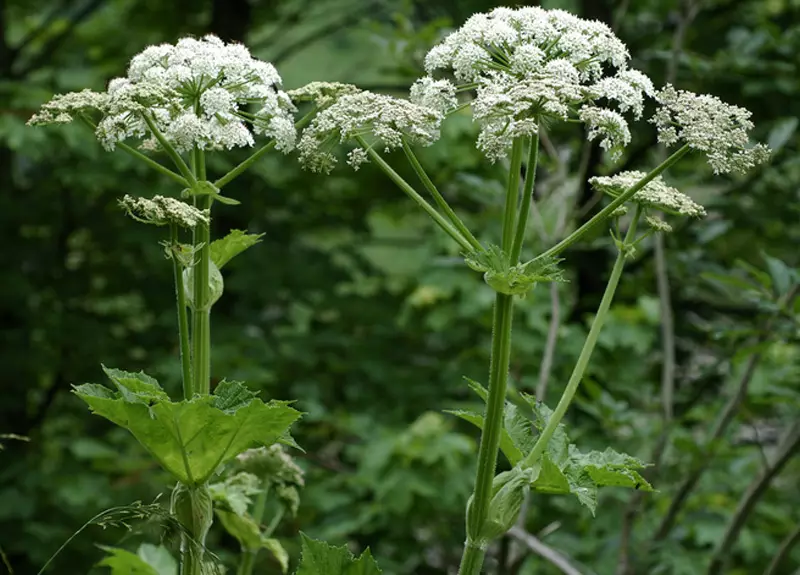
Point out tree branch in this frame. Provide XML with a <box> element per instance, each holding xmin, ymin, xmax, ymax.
<box><xmin>508</xmin><ymin>526</ymin><xmax>583</xmax><ymax>575</ymax></box>
<box><xmin>707</xmin><ymin>423</ymin><xmax>800</xmax><ymax>574</ymax></box>
<box><xmin>762</xmin><ymin>522</ymin><xmax>800</xmax><ymax>575</ymax></box>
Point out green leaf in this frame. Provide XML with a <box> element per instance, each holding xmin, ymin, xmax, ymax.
<box><xmin>263</xmin><ymin>538</ymin><xmax>290</xmax><ymax>574</ymax></box>
<box><xmin>530</xmin><ymin>455</ymin><xmax>571</xmax><ymax>494</ymax></box>
<box><xmin>296</xmin><ymin>534</ymin><xmax>382</xmax><ymax>575</ymax></box>
<box><xmin>136</xmin><ymin>544</ymin><xmax>177</xmax><ymax>575</ymax></box>
<box><xmin>210</xmin><ymin>471</ymin><xmax>262</xmax><ymax>516</ymax></box>
<box><xmin>568</xmin><ymin>447</ymin><xmax>653</xmax><ymax>491</ymax></box>
<box><xmin>762</xmin><ymin>252</ymin><xmax>796</xmax><ymax>297</ymax></box>
<box><xmin>182</xmin><ymin>181</ymin><xmax>241</xmax><ymax>206</ymax></box>
<box><xmin>767</xmin><ymin>116</ymin><xmax>798</xmax><ymax>152</ymax></box>
<box><xmin>216</xmin><ymin>509</ymin><xmax>263</xmax><ymax>550</ymax></box>
<box><xmin>210</xmin><ymin>230</ymin><xmax>264</xmax><ymax>269</ymax></box>
<box><xmin>444</xmin><ymin>409</ymin><xmax>524</xmax><ymax>465</ymax></box>
<box><xmin>97</xmin><ymin>546</ymin><xmax>158</xmax><ymax>575</ymax></box>
<box><xmin>74</xmin><ymin>375</ymin><xmax>301</xmax><ymax>485</ymax></box>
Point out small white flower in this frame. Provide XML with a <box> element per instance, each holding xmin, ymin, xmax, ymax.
<box><xmin>645</xmin><ymin>215</ymin><xmax>673</xmax><ymax>233</ymax></box>
<box><xmin>410</xmin><ymin>77</ymin><xmax>458</xmax><ymax>115</ymax></box>
<box><xmin>297</xmin><ymin>90</ymin><xmax>444</xmax><ymax>173</ymax></box>
<box><xmin>119</xmin><ymin>194</ymin><xmax>210</xmax><ymax>227</ymax></box>
<box><xmin>347</xmin><ymin>148</ymin><xmax>370</xmax><ymax>170</ymax></box>
<box><xmin>651</xmin><ymin>85</ymin><xmax>770</xmax><ymax>174</ymax></box>
<box><xmin>589</xmin><ymin>170</ymin><xmax>706</xmax><ymax>217</ymax></box>
<box><xmin>579</xmin><ymin>106</ymin><xmax>631</xmax><ymax>159</ymax></box>
<box><xmin>287</xmin><ymin>82</ymin><xmax>360</xmax><ymax>107</ymax></box>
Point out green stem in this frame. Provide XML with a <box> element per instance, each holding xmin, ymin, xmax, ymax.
<box><xmin>170</xmin><ymin>225</ymin><xmax>193</xmax><ymax>400</ymax></box>
<box><xmin>141</xmin><ymin>113</ymin><xmax>197</xmax><ymax>186</ymax></box>
<box><xmin>191</xmin><ymin>147</ymin><xmax>211</xmax><ymax>396</ymax></box>
<box><xmin>509</xmin><ymin>133</ymin><xmax>540</xmax><ymax>263</ymax></box>
<box><xmin>502</xmin><ymin>139</ymin><xmax>524</xmax><ymax>252</ymax></box>
<box><xmin>357</xmin><ymin>136</ymin><xmax>473</xmax><ymax>251</ymax></box>
<box><xmin>522</xmin><ymin>206</ymin><xmax>643</xmax><ymax>468</ymax></box>
<box><xmin>524</xmin><ymin>144</ymin><xmax>690</xmax><ymax>266</ymax></box>
<box><xmin>402</xmin><ymin>139</ymin><xmax>482</xmax><ymax>251</ymax></box>
<box><xmin>237</xmin><ymin>486</ymin><xmax>269</xmax><ymax>575</ymax></box>
<box><xmin>459</xmin><ymin>542</ymin><xmax>487</xmax><ymax>575</ymax></box>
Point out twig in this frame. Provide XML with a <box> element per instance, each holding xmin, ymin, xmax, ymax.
<box><xmin>508</xmin><ymin>526</ymin><xmax>583</xmax><ymax>575</ymax></box>
<box><xmin>763</xmin><ymin>522</ymin><xmax>800</xmax><ymax>575</ymax></box>
<box><xmin>707</xmin><ymin>423</ymin><xmax>800</xmax><ymax>574</ymax></box>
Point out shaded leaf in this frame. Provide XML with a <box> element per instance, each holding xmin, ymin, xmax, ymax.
<box><xmin>97</xmin><ymin>546</ymin><xmax>158</xmax><ymax>575</ymax></box>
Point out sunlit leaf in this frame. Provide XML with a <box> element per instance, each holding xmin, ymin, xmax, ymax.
<box><xmin>210</xmin><ymin>230</ymin><xmax>264</xmax><ymax>269</ymax></box>
<box><xmin>296</xmin><ymin>534</ymin><xmax>382</xmax><ymax>575</ymax></box>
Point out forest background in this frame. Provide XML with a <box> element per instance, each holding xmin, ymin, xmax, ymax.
<box><xmin>1</xmin><ymin>0</ymin><xmax>799</xmax><ymax>574</ymax></box>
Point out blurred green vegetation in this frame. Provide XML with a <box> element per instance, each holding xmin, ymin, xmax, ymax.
<box><xmin>1</xmin><ymin>0</ymin><xmax>799</xmax><ymax>574</ymax></box>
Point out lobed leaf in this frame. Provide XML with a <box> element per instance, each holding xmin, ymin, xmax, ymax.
<box><xmin>296</xmin><ymin>534</ymin><xmax>382</xmax><ymax>575</ymax></box>
<box><xmin>74</xmin><ymin>371</ymin><xmax>301</xmax><ymax>485</ymax></box>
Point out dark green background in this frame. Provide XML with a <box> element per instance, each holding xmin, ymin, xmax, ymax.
<box><xmin>1</xmin><ymin>0</ymin><xmax>799</xmax><ymax>573</ymax></box>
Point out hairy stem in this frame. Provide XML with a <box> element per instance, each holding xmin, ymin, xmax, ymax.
<box><xmin>523</xmin><ymin>206</ymin><xmax>642</xmax><ymax>468</ymax></box>
<box><xmin>524</xmin><ymin>145</ymin><xmax>689</xmax><ymax>267</ymax></box>
<box><xmin>510</xmin><ymin>132</ymin><xmax>540</xmax><ymax>263</ymax></box>
<box><xmin>402</xmin><ymin>139</ymin><xmax>482</xmax><ymax>251</ymax></box>
<box><xmin>357</xmin><ymin>136</ymin><xmax>473</xmax><ymax>251</ymax></box>
<box><xmin>170</xmin><ymin>225</ymin><xmax>193</xmax><ymax>399</ymax></box>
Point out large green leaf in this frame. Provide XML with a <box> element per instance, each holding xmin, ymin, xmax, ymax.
<box><xmin>97</xmin><ymin>544</ymin><xmax>176</xmax><ymax>575</ymax></box>
<box><xmin>73</xmin><ymin>370</ymin><xmax>301</xmax><ymax>485</ymax></box>
<box><xmin>210</xmin><ymin>230</ymin><xmax>264</xmax><ymax>269</ymax></box>
<box><xmin>296</xmin><ymin>534</ymin><xmax>382</xmax><ymax>575</ymax></box>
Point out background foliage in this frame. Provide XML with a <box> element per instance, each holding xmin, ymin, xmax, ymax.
<box><xmin>1</xmin><ymin>0</ymin><xmax>798</xmax><ymax>574</ymax></box>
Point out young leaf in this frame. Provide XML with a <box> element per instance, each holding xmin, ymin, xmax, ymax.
<box><xmin>74</xmin><ymin>376</ymin><xmax>301</xmax><ymax>485</ymax></box>
<box><xmin>210</xmin><ymin>230</ymin><xmax>264</xmax><ymax>269</ymax></box>
<box><xmin>567</xmin><ymin>447</ymin><xmax>653</xmax><ymax>491</ymax></box>
<box><xmin>262</xmin><ymin>538</ymin><xmax>290</xmax><ymax>574</ymax></box>
<box><xmin>210</xmin><ymin>472</ymin><xmax>261</xmax><ymax>516</ymax></box>
<box><xmin>445</xmin><ymin>409</ymin><xmax>524</xmax><ymax>465</ymax></box>
<box><xmin>216</xmin><ymin>509</ymin><xmax>263</xmax><ymax>549</ymax></box>
<box><xmin>136</xmin><ymin>544</ymin><xmax>178</xmax><ymax>575</ymax></box>
<box><xmin>296</xmin><ymin>534</ymin><xmax>382</xmax><ymax>575</ymax></box>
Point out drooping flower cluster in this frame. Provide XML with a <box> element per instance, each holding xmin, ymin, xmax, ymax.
<box><xmin>651</xmin><ymin>85</ymin><xmax>770</xmax><ymax>174</ymax></box>
<box><xmin>589</xmin><ymin>171</ymin><xmax>706</xmax><ymax>218</ymax></box>
<box><xmin>29</xmin><ymin>35</ymin><xmax>297</xmax><ymax>153</ymax></box>
<box><xmin>119</xmin><ymin>194</ymin><xmax>210</xmax><ymax>228</ymax></box>
<box><xmin>297</xmin><ymin>90</ymin><xmax>444</xmax><ymax>172</ymax></box>
<box><xmin>417</xmin><ymin>6</ymin><xmax>655</xmax><ymax>160</ymax></box>
<box><xmin>288</xmin><ymin>81</ymin><xmax>360</xmax><ymax>107</ymax></box>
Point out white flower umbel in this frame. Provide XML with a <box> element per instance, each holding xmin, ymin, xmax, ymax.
<box><xmin>30</xmin><ymin>35</ymin><xmax>296</xmax><ymax>153</ymax></box>
<box><xmin>410</xmin><ymin>77</ymin><xmax>458</xmax><ymax>115</ymax></box>
<box><xmin>589</xmin><ymin>171</ymin><xmax>706</xmax><ymax>218</ymax></box>
<box><xmin>651</xmin><ymin>85</ymin><xmax>770</xmax><ymax>174</ymax></box>
<box><xmin>288</xmin><ymin>82</ymin><xmax>361</xmax><ymax>107</ymax></box>
<box><xmin>119</xmin><ymin>194</ymin><xmax>210</xmax><ymax>228</ymax></box>
<box><xmin>297</xmin><ymin>90</ymin><xmax>444</xmax><ymax>173</ymax></box>
<box><xmin>418</xmin><ymin>6</ymin><xmax>654</xmax><ymax>161</ymax></box>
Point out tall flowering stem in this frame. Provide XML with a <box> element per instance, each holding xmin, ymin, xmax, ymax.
<box><xmin>510</xmin><ymin>132</ymin><xmax>540</xmax><ymax>263</ymax></box>
<box><xmin>191</xmin><ymin>148</ymin><xmax>212</xmax><ymax>396</ymax></box>
<box><xmin>522</xmin><ymin>206</ymin><xmax>643</xmax><ymax>469</ymax></box>
<box><xmin>459</xmin><ymin>136</ymin><xmax>527</xmax><ymax>575</ymax></box>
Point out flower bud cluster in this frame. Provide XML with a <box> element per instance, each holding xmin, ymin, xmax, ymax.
<box><xmin>589</xmin><ymin>171</ymin><xmax>706</xmax><ymax>218</ymax></box>
<box><xmin>119</xmin><ymin>194</ymin><xmax>210</xmax><ymax>228</ymax></box>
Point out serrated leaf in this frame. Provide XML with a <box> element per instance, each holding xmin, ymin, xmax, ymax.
<box><xmin>569</xmin><ymin>447</ymin><xmax>653</xmax><ymax>491</ymax></box>
<box><xmin>296</xmin><ymin>534</ymin><xmax>382</xmax><ymax>575</ymax></box>
<box><xmin>74</xmin><ymin>377</ymin><xmax>301</xmax><ymax>485</ymax></box>
<box><xmin>101</xmin><ymin>365</ymin><xmax>169</xmax><ymax>405</ymax></box>
<box><xmin>519</xmin><ymin>394</ymin><xmax>569</xmax><ymax>465</ymax></box>
<box><xmin>531</xmin><ymin>455</ymin><xmax>571</xmax><ymax>494</ymax></box>
<box><xmin>97</xmin><ymin>546</ymin><xmax>159</xmax><ymax>575</ymax></box>
<box><xmin>212</xmin><ymin>380</ymin><xmax>259</xmax><ymax>413</ymax></box>
<box><xmin>210</xmin><ymin>230</ymin><xmax>264</xmax><ymax>269</ymax></box>
<box><xmin>136</xmin><ymin>544</ymin><xmax>177</xmax><ymax>575</ymax></box>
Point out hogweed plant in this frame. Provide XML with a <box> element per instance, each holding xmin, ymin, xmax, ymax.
<box><xmin>29</xmin><ymin>6</ymin><xmax>769</xmax><ymax>575</ymax></box>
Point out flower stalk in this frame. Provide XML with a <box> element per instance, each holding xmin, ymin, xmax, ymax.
<box><xmin>170</xmin><ymin>225</ymin><xmax>193</xmax><ymax>399</ymax></box>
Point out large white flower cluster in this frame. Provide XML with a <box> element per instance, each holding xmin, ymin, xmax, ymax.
<box><xmin>418</xmin><ymin>6</ymin><xmax>655</xmax><ymax>161</ymax></box>
<box><xmin>30</xmin><ymin>35</ymin><xmax>297</xmax><ymax>154</ymax></box>
<box><xmin>297</xmin><ymin>90</ymin><xmax>444</xmax><ymax>173</ymax></box>
<box><xmin>651</xmin><ymin>85</ymin><xmax>770</xmax><ymax>174</ymax></box>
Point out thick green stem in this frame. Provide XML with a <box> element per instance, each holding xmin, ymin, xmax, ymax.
<box><xmin>170</xmin><ymin>225</ymin><xmax>193</xmax><ymax>399</ymax></box>
<box><xmin>523</xmin><ymin>206</ymin><xmax>642</xmax><ymax>468</ymax></box>
<box><xmin>357</xmin><ymin>136</ymin><xmax>473</xmax><ymax>251</ymax></box>
<box><xmin>191</xmin><ymin>182</ymin><xmax>211</xmax><ymax>395</ymax></box>
<box><xmin>524</xmin><ymin>145</ymin><xmax>689</xmax><ymax>266</ymax></box>
<box><xmin>460</xmin><ymin>293</ymin><xmax>515</xmax><ymax>575</ymax></box>
<box><xmin>459</xmin><ymin>542</ymin><xmax>487</xmax><ymax>575</ymax></box>
<box><xmin>402</xmin><ymin>140</ymin><xmax>482</xmax><ymax>251</ymax></box>
<box><xmin>502</xmin><ymin>139</ymin><xmax>524</xmax><ymax>252</ymax></box>
<box><xmin>509</xmin><ymin>133</ymin><xmax>540</xmax><ymax>263</ymax></box>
